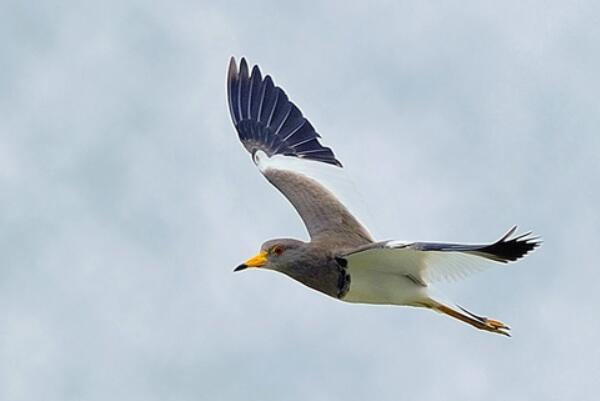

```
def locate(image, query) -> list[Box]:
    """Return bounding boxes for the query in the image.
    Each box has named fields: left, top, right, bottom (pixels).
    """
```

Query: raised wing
left=340, top=226, right=541, bottom=285
left=227, top=57, right=372, bottom=244
left=227, top=57, right=341, bottom=167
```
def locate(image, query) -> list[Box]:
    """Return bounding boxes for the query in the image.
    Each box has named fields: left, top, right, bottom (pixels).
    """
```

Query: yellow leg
left=421, top=301, right=511, bottom=337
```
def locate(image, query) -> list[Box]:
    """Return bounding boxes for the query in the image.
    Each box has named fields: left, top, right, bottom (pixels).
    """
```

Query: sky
left=1, top=1, right=599, bottom=400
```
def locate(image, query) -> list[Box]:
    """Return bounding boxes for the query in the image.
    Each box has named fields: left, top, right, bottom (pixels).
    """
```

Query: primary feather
left=227, top=57, right=342, bottom=167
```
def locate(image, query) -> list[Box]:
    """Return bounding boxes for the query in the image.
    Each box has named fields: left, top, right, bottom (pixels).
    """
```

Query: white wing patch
left=416, top=249, right=488, bottom=283
left=344, top=227, right=540, bottom=285
left=345, top=241, right=496, bottom=286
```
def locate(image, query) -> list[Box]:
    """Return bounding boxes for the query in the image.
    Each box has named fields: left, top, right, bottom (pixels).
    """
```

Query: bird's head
left=234, top=238, right=306, bottom=273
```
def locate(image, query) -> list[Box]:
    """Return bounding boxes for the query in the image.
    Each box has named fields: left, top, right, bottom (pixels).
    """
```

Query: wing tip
left=483, top=226, right=542, bottom=263
left=251, top=64, right=262, bottom=80
left=226, top=56, right=343, bottom=168
left=227, top=57, right=237, bottom=124
left=228, top=56, right=237, bottom=76
left=239, top=57, right=249, bottom=79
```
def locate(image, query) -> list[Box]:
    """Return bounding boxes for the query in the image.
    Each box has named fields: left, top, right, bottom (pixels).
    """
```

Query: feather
left=227, top=57, right=342, bottom=167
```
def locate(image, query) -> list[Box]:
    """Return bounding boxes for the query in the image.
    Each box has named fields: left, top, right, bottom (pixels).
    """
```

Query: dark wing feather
left=409, top=226, right=541, bottom=263
left=227, top=57, right=342, bottom=167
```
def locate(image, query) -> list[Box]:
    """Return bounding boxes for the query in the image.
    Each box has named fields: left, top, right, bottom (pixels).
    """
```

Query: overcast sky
left=1, top=1, right=599, bottom=400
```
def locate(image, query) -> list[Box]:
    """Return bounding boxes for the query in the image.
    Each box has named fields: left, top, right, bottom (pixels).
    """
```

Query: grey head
left=235, top=238, right=345, bottom=298
left=234, top=238, right=307, bottom=273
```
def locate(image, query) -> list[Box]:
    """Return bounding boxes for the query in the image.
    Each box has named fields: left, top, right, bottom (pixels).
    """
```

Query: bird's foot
left=483, top=318, right=511, bottom=336
left=456, top=305, right=511, bottom=337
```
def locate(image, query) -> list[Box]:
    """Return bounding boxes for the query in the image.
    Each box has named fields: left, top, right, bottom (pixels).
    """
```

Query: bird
left=227, top=57, right=540, bottom=336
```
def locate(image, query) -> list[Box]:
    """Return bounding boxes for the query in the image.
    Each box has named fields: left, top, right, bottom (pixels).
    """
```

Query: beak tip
left=234, top=264, right=248, bottom=272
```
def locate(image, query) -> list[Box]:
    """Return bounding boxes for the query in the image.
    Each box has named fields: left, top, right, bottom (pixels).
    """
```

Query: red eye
left=272, top=245, right=284, bottom=256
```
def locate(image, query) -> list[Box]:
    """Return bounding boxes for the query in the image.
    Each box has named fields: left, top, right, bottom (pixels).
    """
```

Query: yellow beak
left=234, top=250, right=268, bottom=271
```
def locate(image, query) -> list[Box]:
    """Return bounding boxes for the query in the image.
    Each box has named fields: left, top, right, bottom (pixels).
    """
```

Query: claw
left=485, top=318, right=509, bottom=330
left=484, top=318, right=511, bottom=336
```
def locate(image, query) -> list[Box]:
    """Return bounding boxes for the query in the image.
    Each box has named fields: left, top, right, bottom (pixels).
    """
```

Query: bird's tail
left=421, top=298, right=511, bottom=337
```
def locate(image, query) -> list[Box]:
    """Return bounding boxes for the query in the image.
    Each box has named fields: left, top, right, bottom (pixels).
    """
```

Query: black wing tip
left=239, top=57, right=249, bottom=78
left=228, top=56, right=237, bottom=73
left=226, top=56, right=343, bottom=168
left=228, top=56, right=256, bottom=76
left=481, top=226, right=542, bottom=263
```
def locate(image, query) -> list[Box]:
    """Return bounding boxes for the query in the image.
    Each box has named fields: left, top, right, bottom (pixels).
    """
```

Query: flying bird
left=227, top=57, right=540, bottom=336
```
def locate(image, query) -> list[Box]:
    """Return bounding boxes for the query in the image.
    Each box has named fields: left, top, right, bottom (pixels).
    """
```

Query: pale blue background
left=1, top=1, right=599, bottom=400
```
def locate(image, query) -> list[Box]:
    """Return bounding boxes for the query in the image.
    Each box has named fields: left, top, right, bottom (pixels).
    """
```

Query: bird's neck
left=279, top=250, right=345, bottom=299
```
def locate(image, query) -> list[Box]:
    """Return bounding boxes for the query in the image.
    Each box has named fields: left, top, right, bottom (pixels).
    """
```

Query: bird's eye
left=271, top=245, right=284, bottom=256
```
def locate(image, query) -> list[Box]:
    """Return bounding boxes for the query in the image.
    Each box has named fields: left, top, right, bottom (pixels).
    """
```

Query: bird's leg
left=421, top=300, right=511, bottom=337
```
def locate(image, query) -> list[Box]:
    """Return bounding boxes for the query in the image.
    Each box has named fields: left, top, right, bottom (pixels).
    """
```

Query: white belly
left=342, top=269, right=428, bottom=306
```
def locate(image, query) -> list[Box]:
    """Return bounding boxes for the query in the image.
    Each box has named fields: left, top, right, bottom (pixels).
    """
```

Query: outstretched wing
left=227, top=57, right=373, bottom=245
left=340, top=226, right=541, bottom=285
